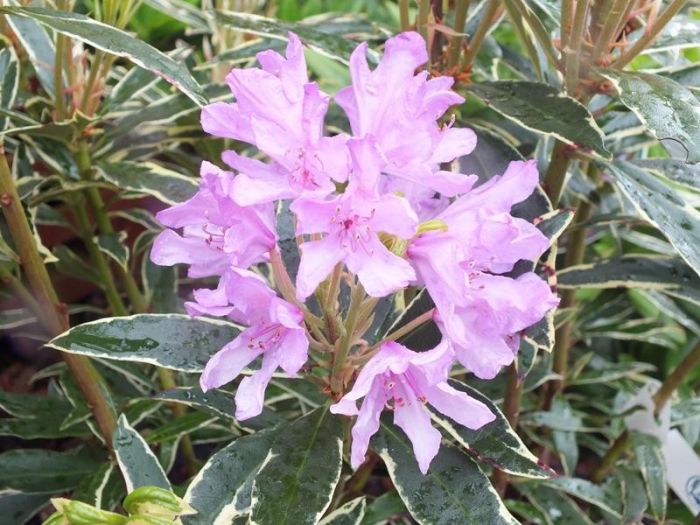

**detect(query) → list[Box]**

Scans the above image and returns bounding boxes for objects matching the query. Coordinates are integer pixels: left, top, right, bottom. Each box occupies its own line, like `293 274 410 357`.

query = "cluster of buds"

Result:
152 32 558 473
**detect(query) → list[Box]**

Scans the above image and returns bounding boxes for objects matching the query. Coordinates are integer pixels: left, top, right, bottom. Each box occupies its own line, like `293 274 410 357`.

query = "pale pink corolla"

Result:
290 138 417 299
195 268 308 420
336 31 476 199
408 160 558 378
201 33 349 204
331 341 495 473
151 161 275 277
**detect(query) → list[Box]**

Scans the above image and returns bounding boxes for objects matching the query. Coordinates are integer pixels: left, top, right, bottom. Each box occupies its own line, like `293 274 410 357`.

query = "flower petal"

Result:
295 235 345 300
234 353 279 420
200 330 263 392
349 380 387 470
425 382 495 430
393 383 442 474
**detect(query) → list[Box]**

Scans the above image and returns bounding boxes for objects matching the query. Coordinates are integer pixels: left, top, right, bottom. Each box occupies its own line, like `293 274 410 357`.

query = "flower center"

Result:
247 322 283 351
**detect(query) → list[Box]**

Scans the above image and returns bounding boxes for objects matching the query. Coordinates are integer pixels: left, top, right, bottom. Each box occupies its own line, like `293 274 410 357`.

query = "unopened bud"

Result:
63 500 126 525
123 486 195 519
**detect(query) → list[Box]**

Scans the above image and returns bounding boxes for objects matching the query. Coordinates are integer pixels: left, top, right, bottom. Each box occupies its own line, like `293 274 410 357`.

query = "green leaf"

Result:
72 462 123 511
156 387 235 421
183 430 277 525
0 449 103 493
96 233 129 270
558 255 700 306
213 11 377 65
630 432 666 521
634 159 700 195
671 398 700 426
360 492 406 525
0 44 19 131
4 12 55 96
432 380 550 479
113 415 171 492
145 412 216 444
517 484 595 525
97 161 198 205
0 390 90 439
617 466 648 525
319 497 366 525
47 314 241 372
251 406 343 525
0 490 51 525
609 160 700 276
601 70 700 162
374 422 518 525
465 81 609 157
0 6 207 106
542 477 622 518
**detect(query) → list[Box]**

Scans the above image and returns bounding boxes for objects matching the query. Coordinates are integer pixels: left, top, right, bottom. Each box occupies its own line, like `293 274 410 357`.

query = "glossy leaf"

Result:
518 484 595 525
0 449 103 493
251 406 343 525
47 314 241 372
617 466 648 525
96 233 129 270
0 6 207 106
465 81 609 157
213 11 377 65
4 11 55 96
97 161 198 205
113 415 171 492
558 255 700 306
433 380 550 478
630 432 666 521
542 477 622 518
0 44 19 131
183 429 277 525
602 70 700 162
610 161 700 276
319 498 366 525
374 422 519 525
0 490 51 525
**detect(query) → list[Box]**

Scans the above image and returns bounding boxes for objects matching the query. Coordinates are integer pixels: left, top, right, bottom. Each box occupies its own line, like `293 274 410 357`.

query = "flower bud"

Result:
122 486 195 519
63 500 126 525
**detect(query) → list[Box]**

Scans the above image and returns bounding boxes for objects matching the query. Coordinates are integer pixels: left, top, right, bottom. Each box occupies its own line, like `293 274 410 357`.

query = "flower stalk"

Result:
0 142 117 447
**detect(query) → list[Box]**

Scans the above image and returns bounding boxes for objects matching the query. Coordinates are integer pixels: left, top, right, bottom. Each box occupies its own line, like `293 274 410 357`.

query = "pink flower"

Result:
201 33 349 204
408 160 558 378
331 341 495 473
195 268 308 420
290 138 417 299
151 161 276 277
436 273 559 379
336 31 476 198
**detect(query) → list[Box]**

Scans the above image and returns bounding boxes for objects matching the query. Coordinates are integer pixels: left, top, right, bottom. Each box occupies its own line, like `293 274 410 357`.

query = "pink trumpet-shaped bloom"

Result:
201 33 349 204
408 160 558 378
194 268 308 420
151 161 276 277
336 31 476 198
331 341 495 473
291 138 417 299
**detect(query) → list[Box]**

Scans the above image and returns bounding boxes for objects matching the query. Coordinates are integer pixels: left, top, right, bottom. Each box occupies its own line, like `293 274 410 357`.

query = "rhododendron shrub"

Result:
153 31 558 474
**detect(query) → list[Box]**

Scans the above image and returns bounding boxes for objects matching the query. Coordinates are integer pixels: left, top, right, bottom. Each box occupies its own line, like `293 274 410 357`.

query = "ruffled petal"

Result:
424 382 495 430
200 330 263 391
234 353 279 420
295 235 345 300
346 237 416 298
349 380 388 470
393 382 442 474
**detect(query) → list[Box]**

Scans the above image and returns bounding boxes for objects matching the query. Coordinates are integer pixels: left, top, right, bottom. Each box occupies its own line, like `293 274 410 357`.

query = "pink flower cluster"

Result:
152 32 558 473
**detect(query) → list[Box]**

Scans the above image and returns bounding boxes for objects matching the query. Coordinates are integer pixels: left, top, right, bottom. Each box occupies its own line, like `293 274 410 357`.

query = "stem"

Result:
592 341 700 482
331 283 365 396
560 0 575 53
54 32 66 120
72 198 128 316
613 0 688 69
0 143 117 447
417 0 430 42
551 198 593 391
543 141 572 206
462 0 500 66
157 368 198 478
447 0 470 69
493 362 522 494
79 50 105 114
379 308 435 346
590 0 630 64
76 141 148 313
564 0 589 94
399 0 410 31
